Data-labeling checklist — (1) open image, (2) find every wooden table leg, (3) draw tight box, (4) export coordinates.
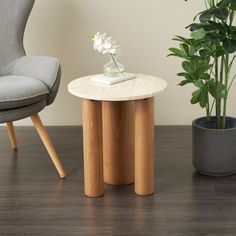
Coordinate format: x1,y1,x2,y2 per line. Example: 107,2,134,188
82,99,104,197
134,98,155,196
102,101,134,185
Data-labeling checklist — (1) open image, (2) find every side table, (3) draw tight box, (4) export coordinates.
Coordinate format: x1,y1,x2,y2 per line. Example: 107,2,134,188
68,74,167,197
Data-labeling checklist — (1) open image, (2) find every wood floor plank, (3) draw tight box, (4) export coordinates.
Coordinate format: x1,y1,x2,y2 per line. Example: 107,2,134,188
0,126,235,235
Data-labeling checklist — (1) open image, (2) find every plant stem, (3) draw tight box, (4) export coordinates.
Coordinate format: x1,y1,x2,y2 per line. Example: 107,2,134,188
206,83,210,121
110,54,124,76
220,55,224,84
209,99,215,117
215,57,221,129
220,55,224,128
222,54,229,129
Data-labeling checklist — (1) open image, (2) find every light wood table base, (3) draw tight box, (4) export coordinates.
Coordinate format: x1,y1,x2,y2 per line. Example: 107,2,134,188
82,99,104,198
134,98,154,196
102,101,134,185
82,98,155,197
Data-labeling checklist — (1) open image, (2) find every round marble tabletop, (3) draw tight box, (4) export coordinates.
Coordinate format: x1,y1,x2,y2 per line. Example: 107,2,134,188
68,74,167,101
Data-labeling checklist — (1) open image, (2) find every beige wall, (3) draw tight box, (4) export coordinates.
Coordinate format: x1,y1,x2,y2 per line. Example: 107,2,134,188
14,0,236,126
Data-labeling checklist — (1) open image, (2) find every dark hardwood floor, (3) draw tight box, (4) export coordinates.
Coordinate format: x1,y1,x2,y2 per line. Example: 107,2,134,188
0,126,236,236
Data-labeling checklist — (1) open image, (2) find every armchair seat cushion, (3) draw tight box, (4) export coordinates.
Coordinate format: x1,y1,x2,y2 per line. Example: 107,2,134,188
0,75,49,110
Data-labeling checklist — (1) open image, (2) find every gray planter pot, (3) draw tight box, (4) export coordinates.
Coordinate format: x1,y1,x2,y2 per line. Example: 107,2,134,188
192,117,236,176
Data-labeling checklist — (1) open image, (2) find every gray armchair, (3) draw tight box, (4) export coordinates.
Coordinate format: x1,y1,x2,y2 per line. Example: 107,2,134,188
0,0,66,178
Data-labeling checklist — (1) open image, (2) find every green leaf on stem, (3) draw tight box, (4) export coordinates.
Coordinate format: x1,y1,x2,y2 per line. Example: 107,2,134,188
223,39,236,53
194,80,204,88
182,61,194,72
187,23,205,31
168,48,188,59
191,29,206,40
217,0,236,8
209,80,225,99
199,8,229,23
208,21,226,34
205,32,225,41
178,80,193,86
191,89,201,104
199,87,207,108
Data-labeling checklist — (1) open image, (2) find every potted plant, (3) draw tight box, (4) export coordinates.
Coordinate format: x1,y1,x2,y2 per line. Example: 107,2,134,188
169,0,236,176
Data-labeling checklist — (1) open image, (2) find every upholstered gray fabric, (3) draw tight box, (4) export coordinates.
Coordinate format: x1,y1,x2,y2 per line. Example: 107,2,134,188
0,0,35,73
12,56,59,89
0,0,61,122
47,65,61,105
0,100,47,123
0,75,49,110
11,56,61,104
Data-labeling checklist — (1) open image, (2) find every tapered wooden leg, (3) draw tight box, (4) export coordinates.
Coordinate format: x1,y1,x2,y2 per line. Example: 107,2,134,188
82,99,104,197
102,101,134,185
135,98,155,196
7,122,17,150
31,114,66,179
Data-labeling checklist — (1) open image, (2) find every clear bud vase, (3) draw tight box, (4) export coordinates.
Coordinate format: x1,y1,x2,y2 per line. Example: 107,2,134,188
103,55,124,77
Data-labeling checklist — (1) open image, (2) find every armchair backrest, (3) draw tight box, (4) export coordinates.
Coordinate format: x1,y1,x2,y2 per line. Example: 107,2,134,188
0,0,35,72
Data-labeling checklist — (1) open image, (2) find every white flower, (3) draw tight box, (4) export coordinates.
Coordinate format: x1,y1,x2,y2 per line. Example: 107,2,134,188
103,42,112,50
97,44,104,53
91,31,121,55
93,39,102,50
109,48,116,54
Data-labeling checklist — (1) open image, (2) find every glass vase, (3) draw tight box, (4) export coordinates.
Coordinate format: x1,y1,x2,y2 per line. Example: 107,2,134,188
103,56,124,77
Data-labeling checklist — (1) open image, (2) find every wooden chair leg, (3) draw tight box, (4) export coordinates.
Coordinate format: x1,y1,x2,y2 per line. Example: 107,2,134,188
31,114,66,179
7,122,17,150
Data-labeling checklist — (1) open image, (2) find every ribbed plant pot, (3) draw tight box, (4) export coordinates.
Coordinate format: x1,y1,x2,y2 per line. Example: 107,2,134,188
192,117,236,177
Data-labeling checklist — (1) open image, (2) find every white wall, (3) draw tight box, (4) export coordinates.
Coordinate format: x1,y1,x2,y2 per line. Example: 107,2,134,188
13,0,236,126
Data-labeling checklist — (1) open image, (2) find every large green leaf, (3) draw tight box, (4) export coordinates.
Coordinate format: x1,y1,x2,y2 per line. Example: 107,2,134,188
191,29,206,40
217,0,236,7
205,32,225,41
199,88,207,108
199,8,216,23
214,8,229,20
203,24,217,32
201,73,211,80
223,39,236,53
178,80,193,86
199,8,229,23
209,80,225,99
199,49,209,58
194,80,204,88
177,72,188,77
208,21,227,34
180,43,190,56
168,48,188,59
185,73,196,81
182,61,194,73
191,89,201,104
187,23,205,32
172,35,188,43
